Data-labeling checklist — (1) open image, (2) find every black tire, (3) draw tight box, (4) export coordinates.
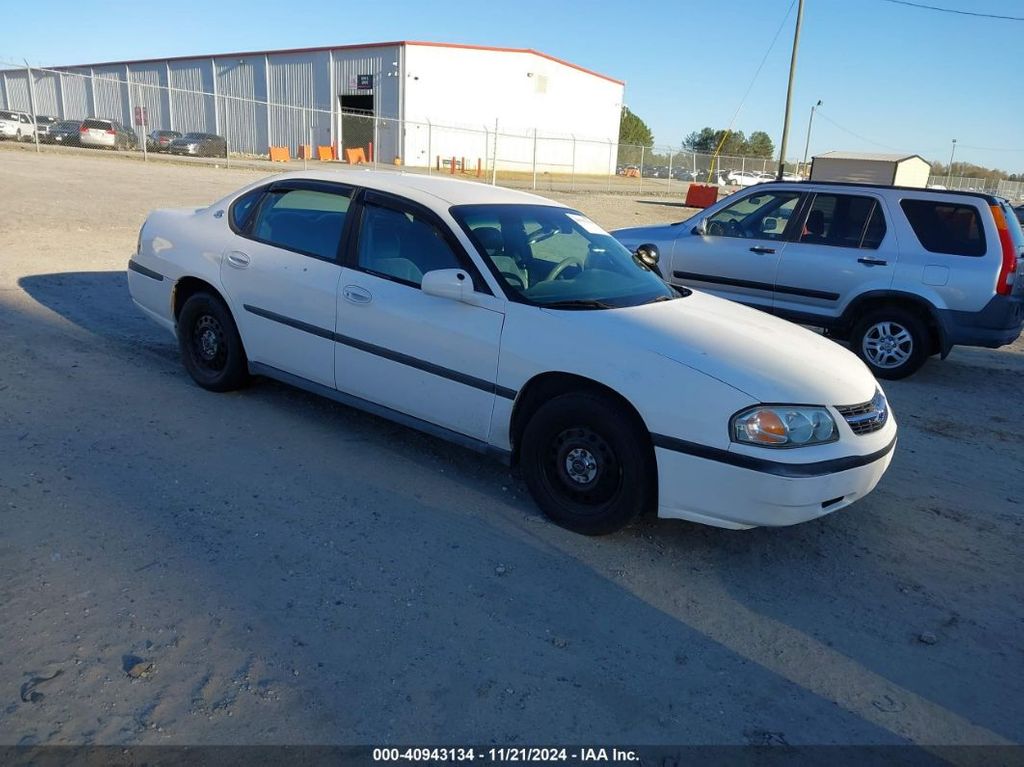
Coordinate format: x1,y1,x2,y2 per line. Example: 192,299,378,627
177,292,249,391
520,392,654,535
850,307,930,380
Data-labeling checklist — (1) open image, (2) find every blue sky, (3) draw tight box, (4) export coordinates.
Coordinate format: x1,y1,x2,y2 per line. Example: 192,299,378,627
4,0,1022,172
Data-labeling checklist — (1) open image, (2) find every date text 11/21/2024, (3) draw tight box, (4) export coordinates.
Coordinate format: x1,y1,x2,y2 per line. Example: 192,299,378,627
372,747,639,762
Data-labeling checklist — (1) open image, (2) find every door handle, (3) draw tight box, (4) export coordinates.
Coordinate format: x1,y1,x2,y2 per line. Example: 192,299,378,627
343,285,372,304
857,257,888,266
226,251,250,268
750,246,776,254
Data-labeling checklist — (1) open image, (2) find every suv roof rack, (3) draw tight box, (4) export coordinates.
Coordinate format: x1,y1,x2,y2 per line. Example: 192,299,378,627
763,179,1002,205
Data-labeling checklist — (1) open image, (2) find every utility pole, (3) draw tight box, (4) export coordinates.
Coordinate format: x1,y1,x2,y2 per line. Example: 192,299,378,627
946,138,957,185
776,0,805,180
801,99,822,170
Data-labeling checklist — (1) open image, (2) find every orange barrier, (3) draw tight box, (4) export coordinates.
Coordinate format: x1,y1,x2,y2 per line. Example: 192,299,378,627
269,146,290,162
344,147,367,165
297,144,313,160
317,145,335,161
684,183,719,208
624,167,640,178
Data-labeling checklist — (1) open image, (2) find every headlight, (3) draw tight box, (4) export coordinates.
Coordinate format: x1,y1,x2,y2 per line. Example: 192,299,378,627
731,405,837,448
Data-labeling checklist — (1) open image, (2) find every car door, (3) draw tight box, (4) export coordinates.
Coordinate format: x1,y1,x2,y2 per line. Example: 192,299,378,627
219,179,354,388
669,188,805,312
336,190,505,442
773,191,896,324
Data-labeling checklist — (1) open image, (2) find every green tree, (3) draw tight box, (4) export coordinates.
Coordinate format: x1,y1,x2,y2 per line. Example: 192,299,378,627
619,107,653,149
747,131,775,159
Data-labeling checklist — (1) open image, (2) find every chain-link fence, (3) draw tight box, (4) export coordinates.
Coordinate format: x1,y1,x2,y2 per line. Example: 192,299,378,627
926,175,1024,200
19,59,993,198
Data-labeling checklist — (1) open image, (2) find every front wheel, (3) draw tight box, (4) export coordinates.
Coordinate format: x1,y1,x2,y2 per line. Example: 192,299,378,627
177,292,249,391
850,308,929,380
520,392,654,535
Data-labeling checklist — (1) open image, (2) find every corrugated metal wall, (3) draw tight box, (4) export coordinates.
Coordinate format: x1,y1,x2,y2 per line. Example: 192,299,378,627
2,44,406,157
215,57,267,154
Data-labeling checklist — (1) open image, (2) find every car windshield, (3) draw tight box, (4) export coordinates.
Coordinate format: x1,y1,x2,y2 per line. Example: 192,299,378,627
451,204,677,309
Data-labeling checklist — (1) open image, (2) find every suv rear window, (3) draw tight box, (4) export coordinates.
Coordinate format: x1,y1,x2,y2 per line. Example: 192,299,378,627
82,119,113,130
900,199,986,257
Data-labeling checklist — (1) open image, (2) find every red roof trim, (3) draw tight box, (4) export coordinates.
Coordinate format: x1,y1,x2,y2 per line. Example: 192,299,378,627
49,40,624,85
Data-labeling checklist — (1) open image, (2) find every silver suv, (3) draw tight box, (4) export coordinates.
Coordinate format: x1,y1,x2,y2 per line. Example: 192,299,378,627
613,182,1024,378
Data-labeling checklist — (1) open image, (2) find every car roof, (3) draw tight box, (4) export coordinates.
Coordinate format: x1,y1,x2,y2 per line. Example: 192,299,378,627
264,169,571,208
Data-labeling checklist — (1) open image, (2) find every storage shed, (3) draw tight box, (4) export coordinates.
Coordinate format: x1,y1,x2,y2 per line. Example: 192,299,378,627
809,151,932,187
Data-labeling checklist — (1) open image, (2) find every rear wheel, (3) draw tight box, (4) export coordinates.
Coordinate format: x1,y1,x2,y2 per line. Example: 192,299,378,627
177,292,249,391
520,392,654,535
850,307,929,380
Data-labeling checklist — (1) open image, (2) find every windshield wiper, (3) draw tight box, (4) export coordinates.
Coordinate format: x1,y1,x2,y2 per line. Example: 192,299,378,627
642,295,675,304
540,299,615,310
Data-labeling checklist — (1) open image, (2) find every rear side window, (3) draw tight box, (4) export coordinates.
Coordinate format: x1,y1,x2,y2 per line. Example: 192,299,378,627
900,199,986,257
799,194,887,249
250,187,351,260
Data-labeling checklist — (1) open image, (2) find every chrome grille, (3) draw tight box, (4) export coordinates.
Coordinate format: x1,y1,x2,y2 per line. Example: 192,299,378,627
835,391,888,435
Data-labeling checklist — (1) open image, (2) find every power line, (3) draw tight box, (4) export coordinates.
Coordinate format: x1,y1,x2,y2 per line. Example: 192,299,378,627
812,109,908,152
877,0,1024,21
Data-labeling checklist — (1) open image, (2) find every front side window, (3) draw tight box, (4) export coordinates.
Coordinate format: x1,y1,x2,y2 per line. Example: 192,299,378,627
799,194,887,249
250,187,351,260
900,199,986,257
356,203,463,287
453,204,675,308
705,191,802,240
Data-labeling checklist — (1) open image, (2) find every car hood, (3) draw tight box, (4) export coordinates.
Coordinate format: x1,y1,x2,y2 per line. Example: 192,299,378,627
611,223,688,244
544,290,878,406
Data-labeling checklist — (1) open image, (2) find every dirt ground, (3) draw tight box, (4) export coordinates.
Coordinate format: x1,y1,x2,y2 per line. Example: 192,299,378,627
0,146,1022,749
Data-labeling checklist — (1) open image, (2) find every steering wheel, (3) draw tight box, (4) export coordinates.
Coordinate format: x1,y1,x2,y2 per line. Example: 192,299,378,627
706,220,726,236
548,256,585,281
501,271,526,290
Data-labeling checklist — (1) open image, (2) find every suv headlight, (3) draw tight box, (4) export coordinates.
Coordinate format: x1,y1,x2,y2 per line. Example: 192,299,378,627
731,405,838,448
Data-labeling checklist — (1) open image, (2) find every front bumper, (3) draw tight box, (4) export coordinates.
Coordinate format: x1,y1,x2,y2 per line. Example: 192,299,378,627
655,434,896,529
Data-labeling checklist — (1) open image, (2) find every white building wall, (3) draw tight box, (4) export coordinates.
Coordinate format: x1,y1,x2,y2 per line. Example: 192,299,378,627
402,45,623,173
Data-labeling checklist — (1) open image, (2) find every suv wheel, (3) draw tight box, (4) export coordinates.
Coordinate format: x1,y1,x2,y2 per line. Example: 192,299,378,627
520,392,654,535
851,308,929,380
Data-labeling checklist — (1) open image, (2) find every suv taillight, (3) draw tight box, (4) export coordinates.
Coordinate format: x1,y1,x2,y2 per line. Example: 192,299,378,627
79,125,88,132
990,204,1017,296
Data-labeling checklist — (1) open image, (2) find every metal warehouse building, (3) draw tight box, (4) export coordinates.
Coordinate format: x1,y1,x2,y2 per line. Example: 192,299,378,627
0,41,625,172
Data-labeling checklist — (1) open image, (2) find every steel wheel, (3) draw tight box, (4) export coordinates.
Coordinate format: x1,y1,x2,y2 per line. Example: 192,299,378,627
861,320,913,370
190,314,228,373
177,292,249,391
543,426,623,509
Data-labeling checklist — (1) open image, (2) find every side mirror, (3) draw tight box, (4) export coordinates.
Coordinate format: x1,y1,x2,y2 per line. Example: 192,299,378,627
421,268,471,302
692,219,708,236
635,243,660,269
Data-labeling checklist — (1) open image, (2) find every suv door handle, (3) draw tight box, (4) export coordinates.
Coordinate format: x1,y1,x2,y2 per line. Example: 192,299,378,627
226,251,250,268
857,257,888,266
750,246,776,254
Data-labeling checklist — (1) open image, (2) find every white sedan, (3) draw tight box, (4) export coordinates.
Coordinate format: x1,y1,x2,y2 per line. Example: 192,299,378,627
127,170,896,535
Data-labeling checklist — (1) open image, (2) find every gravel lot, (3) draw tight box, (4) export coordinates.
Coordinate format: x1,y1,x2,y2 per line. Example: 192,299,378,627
1,146,1022,749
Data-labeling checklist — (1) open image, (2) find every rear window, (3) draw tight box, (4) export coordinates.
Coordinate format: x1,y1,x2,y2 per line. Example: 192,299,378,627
82,119,112,130
900,199,986,257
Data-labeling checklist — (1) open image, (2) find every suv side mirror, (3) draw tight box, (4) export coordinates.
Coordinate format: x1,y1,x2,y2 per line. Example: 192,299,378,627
693,218,708,236
635,243,660,269
422,268,471,302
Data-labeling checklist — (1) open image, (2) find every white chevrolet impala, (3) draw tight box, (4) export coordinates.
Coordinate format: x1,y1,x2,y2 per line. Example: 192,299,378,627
127,170,896,535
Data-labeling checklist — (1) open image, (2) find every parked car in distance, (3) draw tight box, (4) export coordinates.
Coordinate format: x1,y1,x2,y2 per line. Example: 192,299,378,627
49,120,83,146
727,170,768,187
613,181,1024,379
147,129,182,152
79,118,138,150
34,115,59,142
168,132,227,157
0,110,35,141
129,170,896,535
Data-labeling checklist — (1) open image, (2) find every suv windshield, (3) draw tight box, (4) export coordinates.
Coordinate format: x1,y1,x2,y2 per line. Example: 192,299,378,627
452,204,676,308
